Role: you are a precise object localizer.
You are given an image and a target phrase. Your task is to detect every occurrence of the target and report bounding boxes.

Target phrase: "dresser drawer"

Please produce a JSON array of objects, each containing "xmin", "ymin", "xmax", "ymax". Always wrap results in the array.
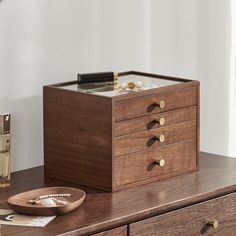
[
  {"xmin": 115, "ymin": 86, "xmax": 197, "ymax": 121},
  {"xmin": 115, "ymin": 140, "xmax": 196, "ymax": 186},
  {"xmin": 92, "ymin": 226, "xmax": 127, "ymax": 236},
  {"xmin": 115, "ymin": 106, "xmax": 196, "ymax": 136},
  {"xmin": 115, "ymin": 120, "xmax": 196, "ymax": 156},
  {"xmin": 130, "ymin": 192, "xmax": 236, "ymax": 236}
]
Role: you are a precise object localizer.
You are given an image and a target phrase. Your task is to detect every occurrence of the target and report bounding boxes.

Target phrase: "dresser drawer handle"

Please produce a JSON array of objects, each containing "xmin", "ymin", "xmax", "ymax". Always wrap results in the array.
[
  {"xmin": 155, "ymin": 134, "xmax": 165, "ymax": 143},
  {"xmin": 208, "ymin": 220, "xmax": 219, "ymax": 229},
  {"xmin": 155, "ymin": 117, "xmax": 165, "ymax": 126},
  {"xmin": 155, "ymin": 158, "xmax": 165, "ymax": 167},
  {"xmin": 154, "ymin": 100, "xmax": 165, "ymax": 109}
]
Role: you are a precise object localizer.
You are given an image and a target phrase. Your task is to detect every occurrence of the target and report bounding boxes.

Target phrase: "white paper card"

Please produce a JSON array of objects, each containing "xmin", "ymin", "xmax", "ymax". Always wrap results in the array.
[{"xmin": 0, "ymin": 209, "xmax": 56, "ymax": 227}]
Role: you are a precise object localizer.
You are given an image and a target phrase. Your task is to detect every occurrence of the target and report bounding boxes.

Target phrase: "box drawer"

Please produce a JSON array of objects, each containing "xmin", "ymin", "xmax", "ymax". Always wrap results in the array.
[
  {"xmin": 115, "ymin": 140, "xmax": 196, "ymax": 186},
  {"xmin": 115, "ymin": 120, "xmax": 196, "ymax": 156},
  {"xmin": 115, "ymin": 106, "xmax": 197, "ymax": 136},
  {"xmin": 115, "ymin": 86, "xmax": 197, "ymax": 121},
  {"xmin": 129, "ymin": 192, "xmax": 236, "ymax": 236}
]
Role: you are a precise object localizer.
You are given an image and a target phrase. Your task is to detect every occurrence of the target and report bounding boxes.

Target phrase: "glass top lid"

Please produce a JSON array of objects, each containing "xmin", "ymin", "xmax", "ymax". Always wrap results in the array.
[{"xmin": 61, "ymin": 74, "xmax": 182, "ymax": 97}]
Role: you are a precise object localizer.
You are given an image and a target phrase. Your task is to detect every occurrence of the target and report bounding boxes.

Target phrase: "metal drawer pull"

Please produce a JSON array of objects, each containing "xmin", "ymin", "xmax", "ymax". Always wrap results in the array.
[
  {"xmin": 208, "ymin": 220, "xmax": 219, "ymax": 229},
  {"xmin": 155, "ymin": 134, "xmax": 165, "ymax": 143},
  {"xmin": 154, "ymin": 100, "xmax": 165, "ymax": 109},
  {"xmin": 155, "ymin": 159, "xmax": 165, "ymax": 167},
  {"xmin": 155, "ymin": 117, "xmax": 165, "ymax": 126}
]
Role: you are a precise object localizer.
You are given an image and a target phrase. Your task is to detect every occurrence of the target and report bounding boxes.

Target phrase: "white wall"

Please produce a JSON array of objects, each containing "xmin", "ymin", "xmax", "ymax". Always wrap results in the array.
[
  {"xmin": 0, "ymin": 0, "xmax": 150, "ymax": 171},
  {"xmin": 0, "ymin": 0, "xmax": 235, "ymax": 172},
  {"xmin": 150, "ymin": 0, "xmax": 235, "ymax": 157}
]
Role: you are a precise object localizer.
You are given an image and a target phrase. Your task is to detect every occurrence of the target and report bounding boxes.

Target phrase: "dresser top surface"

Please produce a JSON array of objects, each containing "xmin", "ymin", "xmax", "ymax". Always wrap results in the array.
[{"xmin": 1, "ymin": 153, "xmax": 236, "ymax": 236}]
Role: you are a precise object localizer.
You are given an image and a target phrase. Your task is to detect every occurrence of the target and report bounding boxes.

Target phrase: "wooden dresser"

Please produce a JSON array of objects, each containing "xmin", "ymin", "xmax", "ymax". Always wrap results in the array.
[
  {"xmin": 44, "ymin": 71, "xmax": 200, "ymax": 191},
  {"xmin": 1, "ymin": 152, "xmax": 236, "ymax": 236}
]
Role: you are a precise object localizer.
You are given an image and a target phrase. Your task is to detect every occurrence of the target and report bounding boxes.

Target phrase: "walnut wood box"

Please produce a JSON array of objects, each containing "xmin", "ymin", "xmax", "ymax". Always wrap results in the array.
[{"xmin": 44, "ymin": 71, "xmax": 200, "ymax": 192}]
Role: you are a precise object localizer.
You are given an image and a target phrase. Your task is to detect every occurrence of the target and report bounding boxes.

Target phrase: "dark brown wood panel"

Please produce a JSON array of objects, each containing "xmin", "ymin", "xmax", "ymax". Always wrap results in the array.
[
  {"xmin": 44, "ymin": 86, "xmax": 113, "ymax": 191},
  {"xmin": 130, "ymin": 192, "xmax": 236, "ymax": 236},
  {"xmin": 1, "ymin": 153, "xmax": 236, "ymax": 236},
  {"xmin": 115, "ymin": 120, "xmax": 196, "ymax": 156},
  {"xmin": 115, "ymin": 106, "xmax": 197, "ymax": 136},
  {"xmin": 92, "ymin": 226, "xmax": 127, "ymax": 236},
  {"xmin": 115, "ymin": 86, "xmax": 197, "ymax": 121},
  {"xmin": 115, "ymin": 140, "xmax": 196, "ymax": 186}
]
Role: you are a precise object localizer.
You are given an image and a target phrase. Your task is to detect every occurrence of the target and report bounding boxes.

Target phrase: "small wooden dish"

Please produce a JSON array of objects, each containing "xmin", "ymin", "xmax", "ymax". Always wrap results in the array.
[{"xmin": 7, "ymin": 187, "xmax": 86, "ymax": 216}]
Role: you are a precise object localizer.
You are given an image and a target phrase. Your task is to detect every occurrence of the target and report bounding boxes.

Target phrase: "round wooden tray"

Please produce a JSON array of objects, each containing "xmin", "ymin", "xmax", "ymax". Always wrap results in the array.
[{"xmin": 7, "ymin": 187, "xmax": 86, "ymax": 216}]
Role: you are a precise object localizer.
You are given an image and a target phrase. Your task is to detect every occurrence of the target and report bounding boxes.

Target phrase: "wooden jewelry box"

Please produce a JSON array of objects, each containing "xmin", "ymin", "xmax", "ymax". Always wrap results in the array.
[{"xmin": 44, "ymin": 71, "xmax": 200, "ymax": 192}]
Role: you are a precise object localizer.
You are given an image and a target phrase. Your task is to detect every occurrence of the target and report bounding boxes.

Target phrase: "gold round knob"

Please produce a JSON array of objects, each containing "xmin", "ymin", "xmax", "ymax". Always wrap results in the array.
[
  {"xmin": 155, "ymin": 134, "xmax": 165, "ymax": 143},
  {"xmin": 155, "ymin": 100, "xmax": 165, "ymax": 109},
  {"xmin": 155, "ymin": 117, "xmax": 165, "ymax": 126},
  {"xmin": 155, "ymin": 159, "xmax": 165, "ymax": 167},
  {"xmin": 208, "ymin": 220, "xmax": 219, "ymax": 229}
]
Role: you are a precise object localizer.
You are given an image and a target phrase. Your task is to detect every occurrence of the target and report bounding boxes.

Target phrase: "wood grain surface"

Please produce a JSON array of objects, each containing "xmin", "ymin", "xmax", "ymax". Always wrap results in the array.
[
  {"xmin": 115, "ymin": 86, "xmax": 197, "ymax": 121},
  {"xmin": 1, "ymin": 153, "xmax": 236, "ymax": 236},
  {"xmin": 44, "ymin": 72, "xmax": 199, "ymax": 192},
  {"xmin": 115, "ymin": 140, "xmax": 196, "ymax": 186},
  {"xmin": 44, "ymin": 86, "xmax": 113, "ymax": 191},
  {"xmin": 130, "ymin": 192, "xmax": 236, "ymax": 236},
  {"xmin": 115, "ymin": 106, "xmax": 197, "ymax": 136},
  {"xmin": 115, "ymin": 120, "xmax": 196, "ymax": 156}
]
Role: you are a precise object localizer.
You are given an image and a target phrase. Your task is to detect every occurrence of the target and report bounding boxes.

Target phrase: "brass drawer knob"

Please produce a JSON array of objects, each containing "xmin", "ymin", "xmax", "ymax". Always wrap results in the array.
[
  {"xmin": 155, "ymin": 159, "xmax": 165, "ymax": 167},
  {"xmin": 155, "ymin": 134, "xmax": 165, "ymax": 143},
  {"xmin": 155, "ymin": 117, "xmax": 165, "ymax": 126},
  {"xmin": 155, "ymin": 100, "xmax": 165, "ymax": 109},
  {"xmin": 208, "ymin": 220, "xmax": 219, "ymax": 229}
]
